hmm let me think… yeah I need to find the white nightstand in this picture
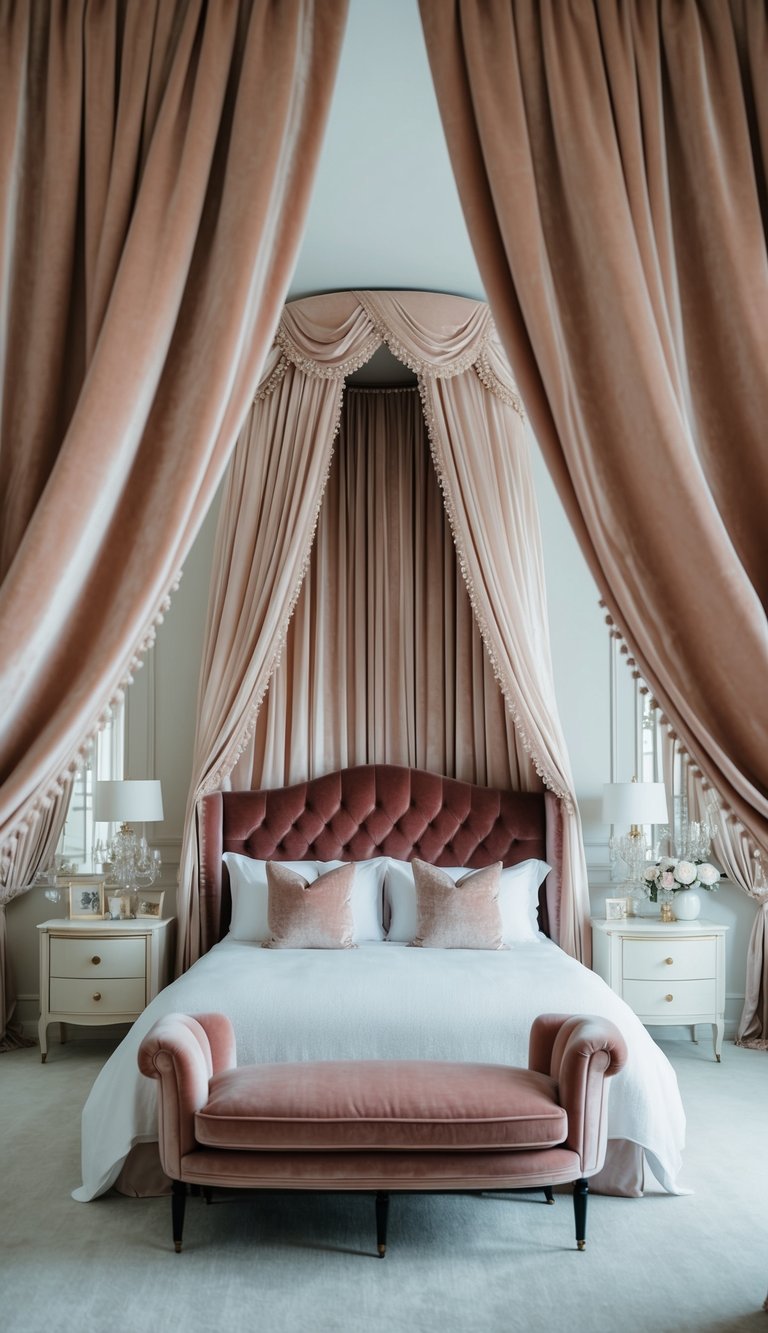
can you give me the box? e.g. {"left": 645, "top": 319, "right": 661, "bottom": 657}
{"left": 37, "top": 917, "right": 174, "bottom": 1062}
{"left": 591, "top": 917, "right": 728, "bottom": 1061}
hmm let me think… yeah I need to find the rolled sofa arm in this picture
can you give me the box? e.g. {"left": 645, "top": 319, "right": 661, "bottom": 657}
{"left": 529, "top": 1013, "right": 628, "bottom": 1176}
{"left": 138, "top": 1013, "right": 237, "bottom": 1179}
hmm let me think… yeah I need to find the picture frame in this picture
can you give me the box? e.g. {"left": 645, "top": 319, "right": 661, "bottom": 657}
{"left": 136, "top": 889, "right": 165, "bottom": 920}
{"left": 605, "top": 897, "right": 627, "bottom": 921}
{"left": 68, "top": 878, "right": 106, "bottom": 920}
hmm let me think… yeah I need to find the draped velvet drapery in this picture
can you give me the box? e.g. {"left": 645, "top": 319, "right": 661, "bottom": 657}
{"left": 0, "top": 0, "right": 348, "bottom": 1044}
{"left": 178, "top": 291, "right": 589, "bottom": 971}
{"left": 419, "top": 0, "right": 768, "bottom": 1041}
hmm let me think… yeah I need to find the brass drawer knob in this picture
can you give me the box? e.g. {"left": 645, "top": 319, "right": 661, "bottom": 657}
{"left": 665, "top": 957, "right": 674, "bottom": 965}
{"left": 92, "top": 992, "right": 102, "bottom": 1002}
{"left": 665, "top": 994, "right": 674, "bottom": 1002}
{"left": 91, "top": 955, "right": 101, "bottom": 966}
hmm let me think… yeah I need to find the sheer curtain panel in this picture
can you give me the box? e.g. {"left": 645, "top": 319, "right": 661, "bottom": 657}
{"left": 420, "top": 0, "right": 768, "bottom": 1034}
{"left": 0, "top": 0, "right": 348, "bottom": 1043}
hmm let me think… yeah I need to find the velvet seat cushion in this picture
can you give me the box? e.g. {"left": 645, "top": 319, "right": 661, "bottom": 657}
{"left": 194, "top": 1060, "right": 567, "bottom": 1152}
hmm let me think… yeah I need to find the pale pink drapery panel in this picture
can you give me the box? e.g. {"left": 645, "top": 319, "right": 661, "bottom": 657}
{"left": 248, "top": 386, "right": 534, "bottom": 791}
{"left": 419, "top": 0, "right": 768, "bottom": 854}
{"left": 179, "top": 290, "right": 588, "bottom": 966}
{"left": 0, "top": 0, "right": 348, "bottom": 1035}
{"left": 177, "top": 367, "right": 345, "bottom": 970}
{"left": 424, "top": 369, "right": 587, "bottom": 961}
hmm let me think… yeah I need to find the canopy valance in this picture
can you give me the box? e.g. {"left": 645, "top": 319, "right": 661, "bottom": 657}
{"left": 258, "top": 291, "right": 522, "bottom": 405}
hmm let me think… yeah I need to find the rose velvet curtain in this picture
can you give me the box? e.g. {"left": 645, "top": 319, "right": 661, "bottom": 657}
{"left": 0, "top": 0, "right": 348, "bottom": 1045}
{"left": 419, "top": 0, "right": 768, "bottom": 1040}
{"left": 178, "top": 291, "right": 589, "bottom": 970}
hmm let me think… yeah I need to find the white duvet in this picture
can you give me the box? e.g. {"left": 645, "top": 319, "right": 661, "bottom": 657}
{"left": 74, "top": 937, "right": 685, "bottom": 1202}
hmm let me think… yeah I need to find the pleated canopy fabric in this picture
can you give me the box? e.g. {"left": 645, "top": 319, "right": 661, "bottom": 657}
{"left": 177, "top": 290, "right": 590, "bottom": 969}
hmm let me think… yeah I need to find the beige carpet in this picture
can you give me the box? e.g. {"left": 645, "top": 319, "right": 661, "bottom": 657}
{"left": 1, "top": 1033, "right": 766, "bottom": 1333}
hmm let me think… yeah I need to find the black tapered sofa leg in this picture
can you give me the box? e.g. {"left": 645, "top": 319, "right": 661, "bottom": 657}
{"left": 543, "top": 1186, "right": 555, "bottom": 1205}
{"left": 573, "top": 1177, "right": 588, "bottom": 1251}
{"left": 375, "top": 1191, "right": 390, "bottom": 1257}
{"left": 172, "top": 1179, "right": 187, "bottom": 1253}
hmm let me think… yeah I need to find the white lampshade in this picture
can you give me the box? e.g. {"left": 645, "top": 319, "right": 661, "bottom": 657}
{"left": 602, "top": 781, "right": 668, "bottom": 827}
{"left": 94, "top": 779, "right": 164, "bottom": 824}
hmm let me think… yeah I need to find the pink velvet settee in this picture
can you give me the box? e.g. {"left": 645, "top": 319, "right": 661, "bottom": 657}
{"left": 138, "top": 1009, "right": 627, "bottom": 1256}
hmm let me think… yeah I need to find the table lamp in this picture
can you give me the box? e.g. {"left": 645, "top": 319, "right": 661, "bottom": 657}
{"left": 602, "top": 778, "right": 668, "bottom": 905}
{"left": 94, "top": 780, "right": 164, "bottom": 914}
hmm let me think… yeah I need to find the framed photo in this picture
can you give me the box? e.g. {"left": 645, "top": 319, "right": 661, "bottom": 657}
{"left": 68, "top": 879, "right": 106, "bottom": 919}
{"left": 136, "top": 889, "right": 165, "bottom": 920}
{"left": 605, "top": 897, "right": 627, "bottom": 921}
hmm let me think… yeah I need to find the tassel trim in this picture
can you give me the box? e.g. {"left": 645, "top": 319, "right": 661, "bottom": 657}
{"left": 254, "top": 354, "right": 289, "bottom": 401}
{"left": 598, "top": 595, "right": 760, "bottom": 851}
{"left": 199, "top": 382, "right": 347, "bottom": 795}
{"left": 270, "top": 296, "right": 524, "bottom": 408}
{"left": 355, "top": 291, "right": 493, "bottom": 380}
{"left": 417, "top": 374, "right": 572, "bottom": 809}
{"left": 1, "top": 571, "right": 183, "bottom": 863}
{"left": 474, "top": 349, "right": 525, "bottom": 414}
{"left": 274, "top": 324, "right": 382, "bottom": 383}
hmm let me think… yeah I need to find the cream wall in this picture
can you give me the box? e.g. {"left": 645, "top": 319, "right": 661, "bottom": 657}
{"left": 9, "top": 447, "right": 754, "bottom": 1036}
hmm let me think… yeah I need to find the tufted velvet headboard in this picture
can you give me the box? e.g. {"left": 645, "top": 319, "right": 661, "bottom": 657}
{"left": 198, "top": 765, "right": 551, "bottom": 953}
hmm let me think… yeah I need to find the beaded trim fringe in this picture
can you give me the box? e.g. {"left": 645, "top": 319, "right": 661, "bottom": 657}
{"left": 258, "top": 296, "right": 525, "bottom": 409}
{"left": 597, "top": 596, "right": 766, "bottom": 866}
{"left": 1, "top": 570, "right": 183, "bottom": 870}
{"left": 417, "top": 373, "right": 572, "bottom": 809}
{"left": 199, "top": 379, "right": 347, "bottom": 795}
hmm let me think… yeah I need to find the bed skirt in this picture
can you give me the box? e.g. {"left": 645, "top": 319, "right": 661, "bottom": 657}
{"left": 112, "top": 1137, "right": 646, "bottom": 1200}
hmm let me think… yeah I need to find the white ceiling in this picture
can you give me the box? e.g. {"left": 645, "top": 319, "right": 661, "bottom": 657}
{"left": 289, "top": 0, "right": 484, "bottom": 304}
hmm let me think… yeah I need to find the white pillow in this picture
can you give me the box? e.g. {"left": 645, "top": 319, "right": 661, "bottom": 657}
{"left": 224, "top": 855, "right": 309, "bottom": 942}
{"left": 384, "top": 857, "right": 550, "bottom": 944}
{"left": 223, "top": 853, "right": 386, "bottom": 943}
{"left": 497, "top": 859, "right": 551, "bottom": 944}
{"left": 314, "top": 858, "right": 387, "bottom": 942}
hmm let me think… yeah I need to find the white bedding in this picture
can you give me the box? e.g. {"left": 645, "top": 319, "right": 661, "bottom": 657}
{"left": 74, "top": 937, "right": 685, "bottom": 1202}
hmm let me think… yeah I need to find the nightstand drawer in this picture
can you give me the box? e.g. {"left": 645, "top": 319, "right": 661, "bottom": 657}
{"left": 50, "top": 977, "right": 146, "bottom": 1015}
{"left": 623, "top": 937, "right": 716, "bottom": 981}
{"left": 50, "top": 937, "right": 146, "bottom": 980}
{"left": 623, "top": 978, "right": 717, "bottom": 1016}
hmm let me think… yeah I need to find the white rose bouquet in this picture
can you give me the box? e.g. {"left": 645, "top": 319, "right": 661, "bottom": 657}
{"left": 642, "top": 857, "right": 720, "bottom": 902}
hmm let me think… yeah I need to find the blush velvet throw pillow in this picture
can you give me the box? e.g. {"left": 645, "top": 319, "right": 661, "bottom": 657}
{"left": 411, "top": 858, "right": 503, "bottom": 949}
{"left": 264, "top": 861, "right": 356, "bottom": 949}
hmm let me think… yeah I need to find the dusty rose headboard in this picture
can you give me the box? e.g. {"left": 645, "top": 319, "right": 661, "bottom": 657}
{"left": 198, "top": 764, "right": 552, "bottom": 953}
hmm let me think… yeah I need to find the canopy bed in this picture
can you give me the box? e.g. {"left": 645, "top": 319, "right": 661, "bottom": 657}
{"left": 75, "top": 292, "right": 686, "bottom": 1204}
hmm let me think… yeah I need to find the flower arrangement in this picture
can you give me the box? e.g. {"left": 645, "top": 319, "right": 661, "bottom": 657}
{"left": 642, "top": 857, "right": 720, "bottom": 902}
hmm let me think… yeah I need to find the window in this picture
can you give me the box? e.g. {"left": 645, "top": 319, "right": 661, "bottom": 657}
{"left": 56, "top": 701, "right": 124, "bottom": 872}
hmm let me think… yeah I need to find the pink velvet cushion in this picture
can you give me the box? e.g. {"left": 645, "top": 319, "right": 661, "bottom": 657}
{"left": 194, "top": 1060, "right": 566, "bottom": 1151}
{"left": 411, "top": 858, "right": 503, "bottom": 949}
{"left": 264, "top": 862, "right": 355, "bottom": 949}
